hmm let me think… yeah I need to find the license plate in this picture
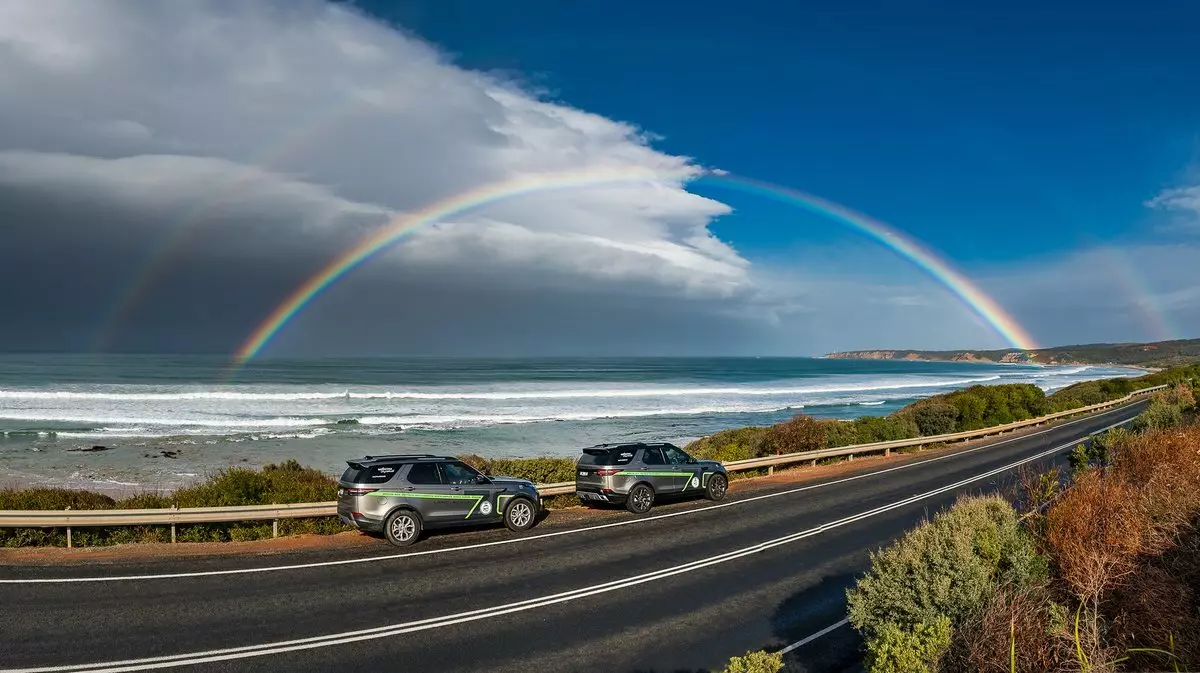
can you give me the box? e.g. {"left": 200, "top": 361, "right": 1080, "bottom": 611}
{"left": 579, "top": 471, "right": 588, "bottom": 477}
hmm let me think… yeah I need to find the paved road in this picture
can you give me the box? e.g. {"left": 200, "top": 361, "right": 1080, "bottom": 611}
{"left": 0, "top": 402, "right": 1145, "bottom": 673}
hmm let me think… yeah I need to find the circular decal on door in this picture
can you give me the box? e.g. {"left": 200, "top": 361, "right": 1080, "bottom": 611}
{"left": 691, "top": 477, "right": 700, "bottom": 488}
{"left": 479, "top": 501, "right": 493, "bottom": 515}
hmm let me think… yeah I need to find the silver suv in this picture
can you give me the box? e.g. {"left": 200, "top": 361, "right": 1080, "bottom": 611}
{"left": 575, "top": 442, "right": 728, "bottom": 513}
{"left": 337, "top": 454, "right": 541, "bottom": 546}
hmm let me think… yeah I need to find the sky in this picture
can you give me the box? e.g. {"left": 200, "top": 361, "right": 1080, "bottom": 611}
{"left": 0, "top": 0, "right": 1197, "bottom": 357}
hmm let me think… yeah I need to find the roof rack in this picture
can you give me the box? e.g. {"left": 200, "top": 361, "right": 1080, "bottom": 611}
{"left": 358, "top": 454, "right": 439, "bottom": 461}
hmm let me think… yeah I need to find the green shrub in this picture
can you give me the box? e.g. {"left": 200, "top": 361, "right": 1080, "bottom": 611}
{"left": 719, "top": 650, "right": 784, "bottom": 673}
{"left": 456, "top": 455, "right": 577, "bottom": 484}
{"left": 912, "top": 401, "right": 958, "bottom": 436}
{"left": 847, "top": 496, "right": 1046, "bottom": 640}
{"left": 686, "top": 426, "right": 771, "bottom": 461}
{"left": 864, "top": 617, "right": 952, "bottom": 673}
{"left": 824, "top": 416, "right": 919, "bottom": 448}
{"left": 1131, "top": 397, "right": 1186, "bottom": 432}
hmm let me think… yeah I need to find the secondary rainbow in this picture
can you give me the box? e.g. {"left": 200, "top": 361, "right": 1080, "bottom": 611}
{"left": 235, "top": 170, "right": 1038, "bottom": 363}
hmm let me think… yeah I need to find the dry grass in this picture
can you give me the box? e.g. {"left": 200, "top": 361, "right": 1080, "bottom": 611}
{"left": 949, "top": 585, "right": 1066, "bottom": 673}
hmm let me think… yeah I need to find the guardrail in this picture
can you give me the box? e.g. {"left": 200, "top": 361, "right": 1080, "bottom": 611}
{"left": 0, "top": 383, "right": 1166, "bottom": 545}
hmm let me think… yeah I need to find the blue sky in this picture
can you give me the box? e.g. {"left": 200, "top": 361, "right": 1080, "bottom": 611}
{"left": 0, "top": 1, "right": 1197, "bottom": 355}
{"left": 370, "top": 0, "right": 1199, "bottom": 263}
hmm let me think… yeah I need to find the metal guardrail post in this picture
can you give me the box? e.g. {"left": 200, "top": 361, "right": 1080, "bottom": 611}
{"left": 273, "top": 519, "right": 279, "bottom": 538}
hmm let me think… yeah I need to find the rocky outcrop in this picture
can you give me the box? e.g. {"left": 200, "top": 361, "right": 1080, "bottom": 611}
{"left": 824, "top": 351, "right": 900, "bottom": 360}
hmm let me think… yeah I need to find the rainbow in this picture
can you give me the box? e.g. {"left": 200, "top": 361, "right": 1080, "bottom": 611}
{"left": 235, "top": 170, "right": 1038, "bottom": 363}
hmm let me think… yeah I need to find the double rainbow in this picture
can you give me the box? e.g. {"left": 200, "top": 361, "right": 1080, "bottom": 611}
{"left": 233, "top": 169, "right": 1037, "bottom": 363}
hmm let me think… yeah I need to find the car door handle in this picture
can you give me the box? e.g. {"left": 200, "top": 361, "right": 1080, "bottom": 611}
{"left": 450, "top": 486, "right": 463, "bottom": 492}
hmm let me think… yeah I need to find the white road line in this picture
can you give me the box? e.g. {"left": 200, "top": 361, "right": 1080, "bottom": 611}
{"left": 0, "top": 433, "right": 1100, "bottom": 673}
{"left": 778, "top": 619, "right": 851, "bottom": 655}
{"left": 0, "top": 404, "right": 1139, "bottom": 585}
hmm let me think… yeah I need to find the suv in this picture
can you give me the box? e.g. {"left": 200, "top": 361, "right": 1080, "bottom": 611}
{"left": 337, "top": 454, "right": 542, "bottom": 546}
{"left": 574, "top": 442, "right": 728, "bottom": 513}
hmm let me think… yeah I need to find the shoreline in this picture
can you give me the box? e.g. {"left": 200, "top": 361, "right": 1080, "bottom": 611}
{"left": 0, "top": 361, "right": 1155, "bottom": 495}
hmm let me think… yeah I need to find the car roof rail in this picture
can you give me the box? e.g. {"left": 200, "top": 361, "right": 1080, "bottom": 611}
{"left": 359, "top": 453, "right": 440, "bottom": 461}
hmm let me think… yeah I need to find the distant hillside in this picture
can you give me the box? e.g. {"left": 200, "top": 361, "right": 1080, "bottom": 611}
{"left": 824, "top": 338, "right": 1200, "bottom": 368}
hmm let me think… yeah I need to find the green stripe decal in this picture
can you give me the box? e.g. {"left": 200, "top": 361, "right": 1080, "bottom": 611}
{"left": 367, "top": 491, "right": 485, "bottom": 519}
{"left": 368, "top": 492, "right": 480, "bottom": 500}
{"left": 702, "top": 472, "right": 711, "bottom": 487}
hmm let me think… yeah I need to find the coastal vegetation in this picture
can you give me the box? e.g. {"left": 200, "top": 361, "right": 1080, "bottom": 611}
{"left": 845, "top": 381, "right": 1200, "bottom": 672}
{"left": 825, "top": 336, "right": 1200, "bottom": 368}
{"left": 686, "top": 364, "right": 1200, "bottom": 463}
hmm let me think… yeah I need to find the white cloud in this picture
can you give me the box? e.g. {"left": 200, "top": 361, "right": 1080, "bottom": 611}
{"left": 0, "top": 0, "right": 787, "bottom": 353}
{"left": 1146, "top": 184, "right": 1200, "bottom": 215}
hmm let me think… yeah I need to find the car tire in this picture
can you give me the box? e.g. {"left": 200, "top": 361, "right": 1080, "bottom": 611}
{"left": 384, "top": 509, "right": 422, "bottom": 547}
{"left": 704, "top": 473, "right": 728, "bottom": 501}
{"left": 504, "top": 497, "right": 537, "bottom": 532}
{"left": 625, "top": 483, "right": 654, "bottom": 514}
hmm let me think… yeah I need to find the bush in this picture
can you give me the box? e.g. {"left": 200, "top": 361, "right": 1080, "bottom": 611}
{"left": 912, "top": 401, "right": 958, "bottom": 436}
{"left": 719, "top": 650, "right": 784, "bottom": 673}
{"left": 847, "top": 496, "right": 1046, "bottom": 640}
{"left": 1130, "top": 398, "right": 1185, "bottom": 433}
{"left": 766, "top": 413, "right": 826, "bottom": 454}
{"left": 864, "top": 617, "right": 952, "bottom": 673}
{"left": 456, "top": 455, "right": 577, "bottom": 484}
{"left": 686, "top": 426, "right": 771, "bottom": 461}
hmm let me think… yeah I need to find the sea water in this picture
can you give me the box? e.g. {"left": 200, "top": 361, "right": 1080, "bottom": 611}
{"left": 0, "top": 354, "right": 1144, "bottom": 491}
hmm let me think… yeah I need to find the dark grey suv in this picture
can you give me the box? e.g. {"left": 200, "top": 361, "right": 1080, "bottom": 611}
{"left": 337, "top": 454, "right": 541, "bottom": 546}
{"left": 575, "top": 442, "right": 728, "bottom": 513}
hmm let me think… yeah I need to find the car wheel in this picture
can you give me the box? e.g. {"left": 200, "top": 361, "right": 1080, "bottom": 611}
{"left": 625, "top": 483, "right": 654, "bottom": 514}
{"left": 385, "top": 509, "right": 422, "bottom": 547}
{"left": 504, "top": 497, "right": 537, "bottom": 531}
{"left": 704, "top": 473, "right": 728, "bottom": 501}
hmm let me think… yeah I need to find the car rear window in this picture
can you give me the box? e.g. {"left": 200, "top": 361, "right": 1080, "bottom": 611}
{"left": 578, "top": 446, "right": 636, "bottom": 466}
{"left": 341, "top": 462, "right": 401, "bottom": 484}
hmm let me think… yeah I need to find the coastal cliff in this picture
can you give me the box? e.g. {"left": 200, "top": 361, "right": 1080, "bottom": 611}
{"left": 824, "top": 337, "right": 1200, "bottom": 368}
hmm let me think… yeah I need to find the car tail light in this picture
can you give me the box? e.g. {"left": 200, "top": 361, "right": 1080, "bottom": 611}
{"left": 344, "top": 487, "right": 378, "bottom": 496}
{"left": 594, "top": 468, "right": 621, "bottom": 476}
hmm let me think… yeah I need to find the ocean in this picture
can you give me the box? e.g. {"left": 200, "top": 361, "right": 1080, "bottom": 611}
{"left": 0, "top": 355, "right": 1144, "bottom": 492}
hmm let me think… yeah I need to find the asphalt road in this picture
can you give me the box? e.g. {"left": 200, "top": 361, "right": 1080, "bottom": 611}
{"left": 0, "top": 402, "right": 1146, "bottom": 673}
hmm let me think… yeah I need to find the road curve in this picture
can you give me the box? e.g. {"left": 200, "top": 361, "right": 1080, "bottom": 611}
{"left": 0, "top": 402, "right": 1145, "bottom": 673}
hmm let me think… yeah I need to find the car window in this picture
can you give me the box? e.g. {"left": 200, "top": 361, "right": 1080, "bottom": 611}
{"left": 662, "top": 446, "right": 691, "bottom": 465}
{"left": 578, "top": 447, "right": 636, "bottom": 466}
{"left": 641, "top": 447, "right": 666, "bottom": 465}
{"left": 441, "top": 461, "right": 483, "bottom": 485}
{"left": 406, "top": 462, "right": 442, "bottom": 485}
{"left": 341, "top": 463, "right": 401, "bottom": 483}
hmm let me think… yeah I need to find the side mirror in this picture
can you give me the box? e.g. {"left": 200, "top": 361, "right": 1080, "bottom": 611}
{"left": 476, "top": 475, "right": 491, "bottom": 485}
{"left": 686, "top": 456, "right": 697, "bottom": 464}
